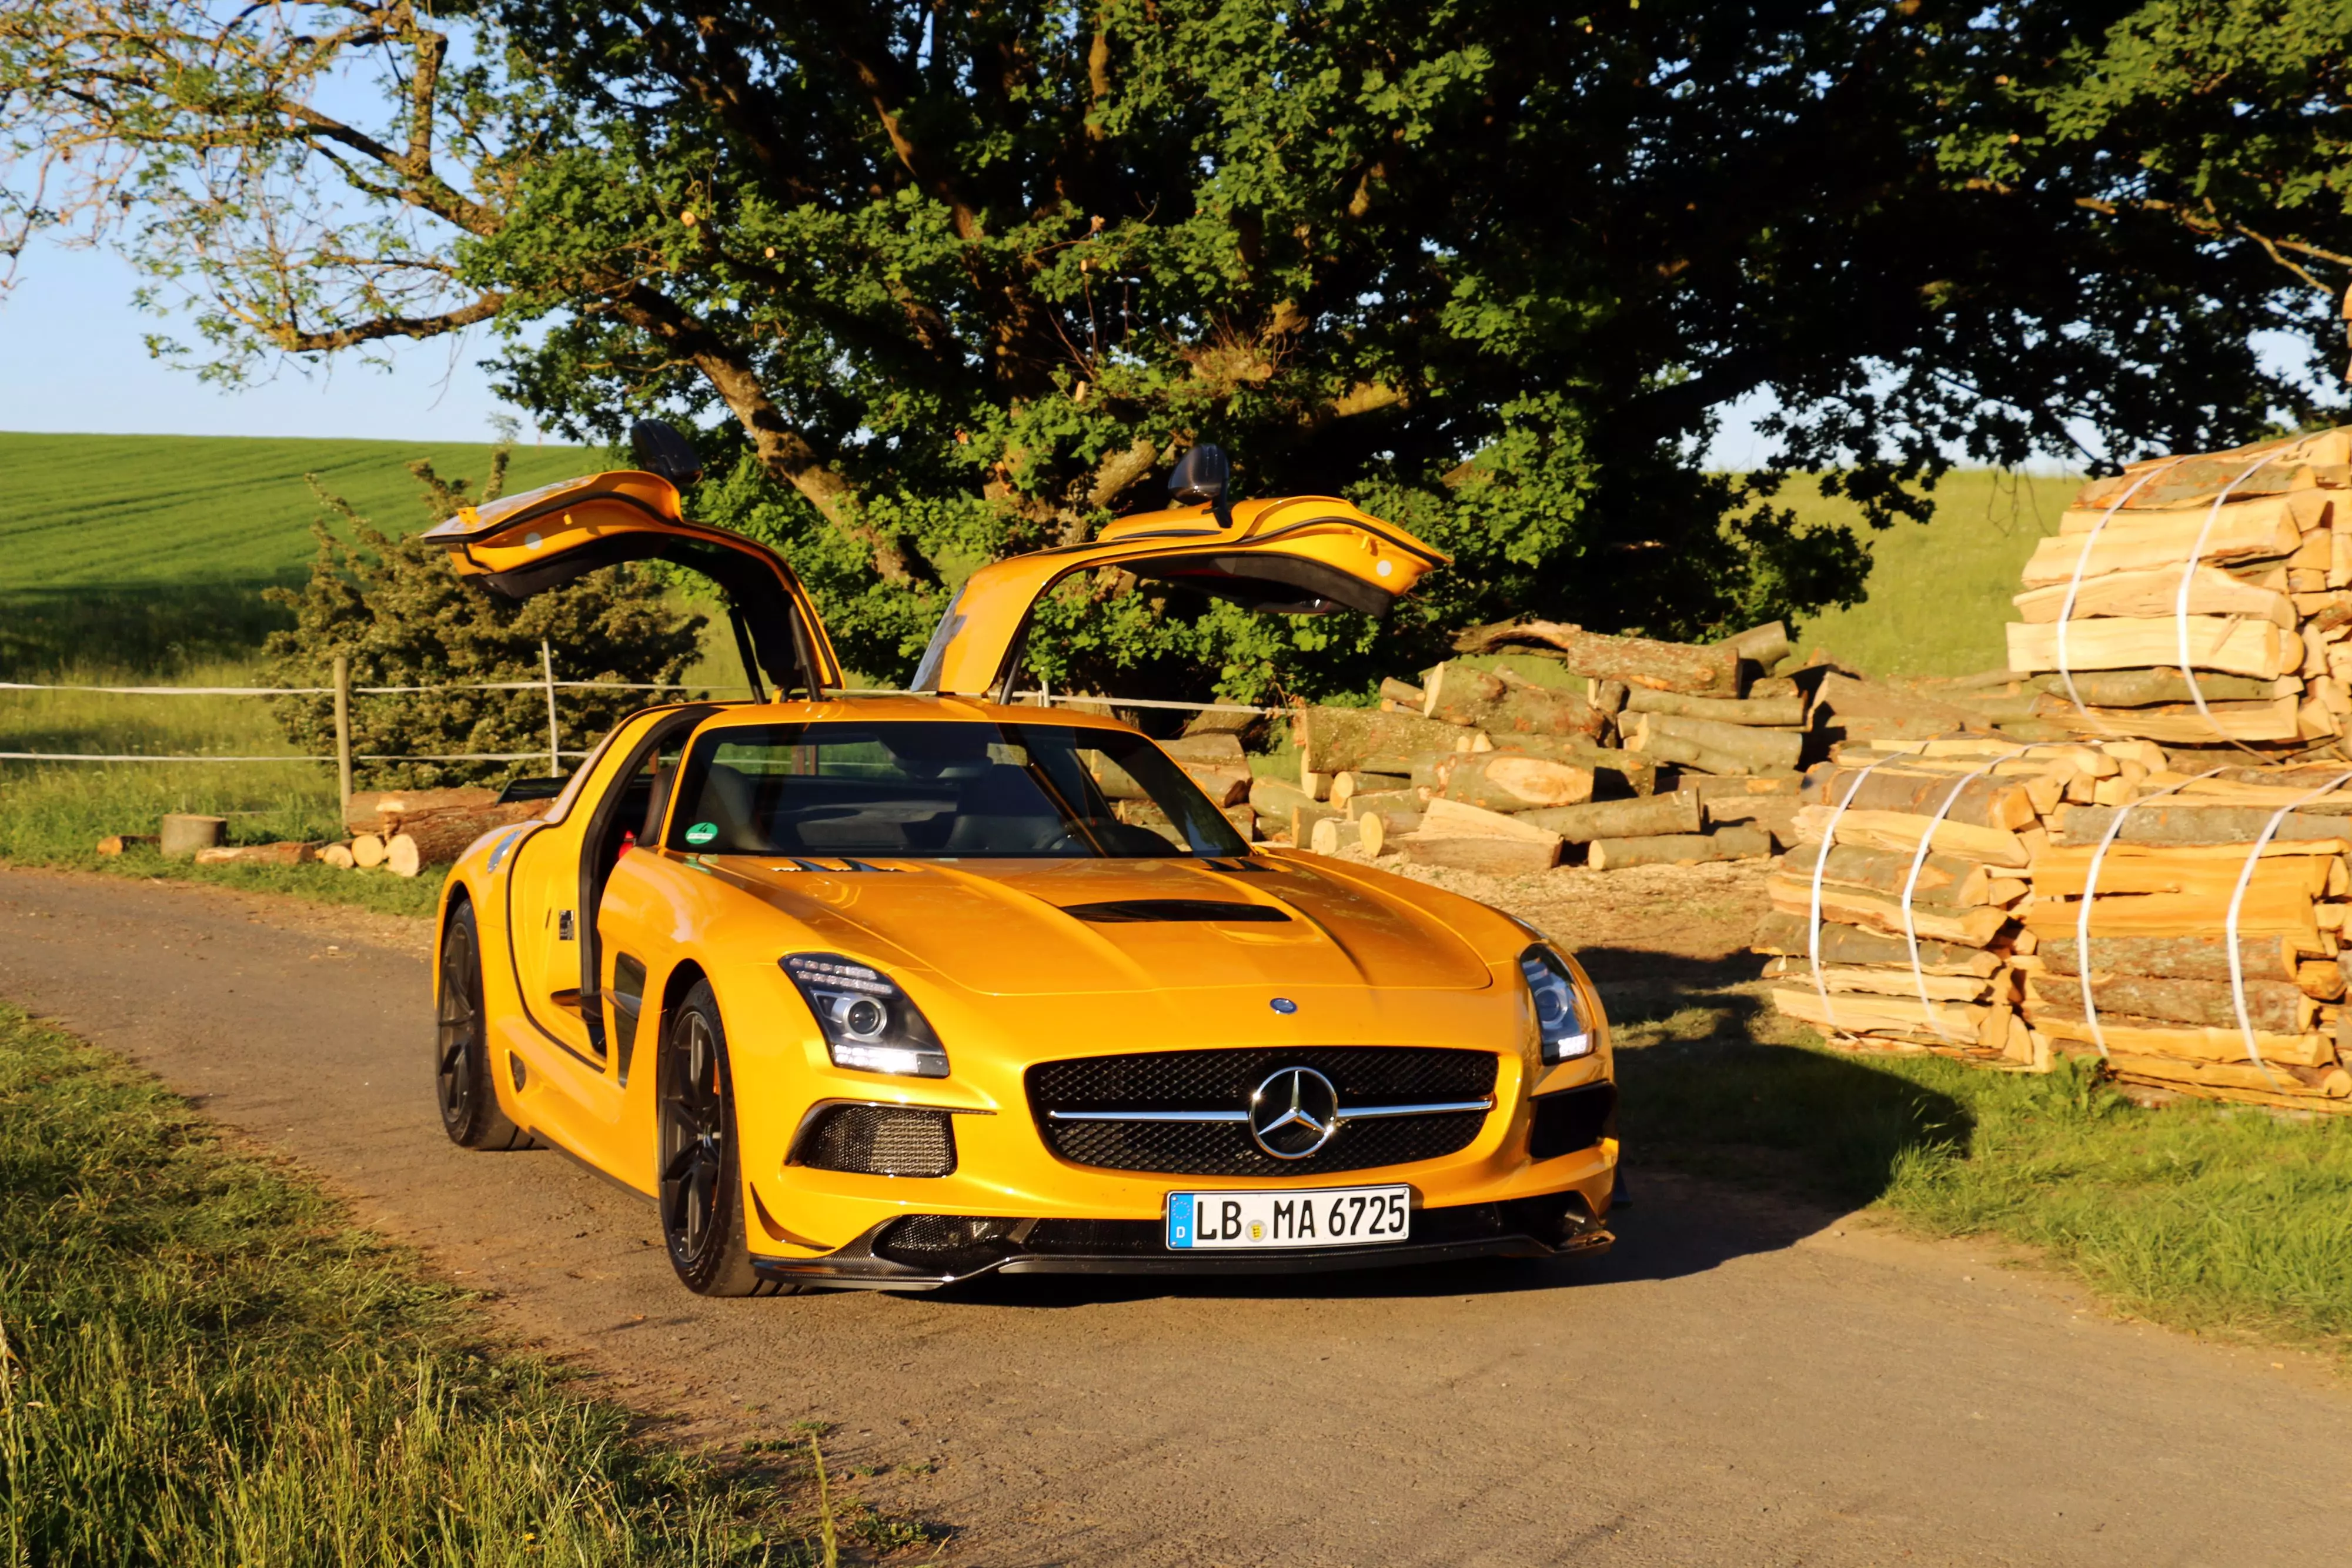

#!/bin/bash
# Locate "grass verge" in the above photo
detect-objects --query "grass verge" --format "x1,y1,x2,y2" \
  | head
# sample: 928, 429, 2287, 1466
0, 1002, 893, 1565
1616, 1009, 2352, 1355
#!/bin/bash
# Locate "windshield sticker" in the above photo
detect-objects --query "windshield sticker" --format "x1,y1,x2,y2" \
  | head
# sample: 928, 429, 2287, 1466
683, 821, 718, 846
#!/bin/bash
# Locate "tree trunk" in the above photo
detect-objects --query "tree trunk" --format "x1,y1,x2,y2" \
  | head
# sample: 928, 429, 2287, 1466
352, 833, 388, 870
1515, 791, 1702, 842
1628, 712, 1803, 773
1378, 678, 1426, 710
1294, 706, 1481, 774
1718, 620, 1793, 668
1451, 620, 1742, 694
1623, 689, 1806, 726
1421, 663, 1609, 741
193, 841, 322, 867
1438, 753, 1595, 812
1588, 827, 1773, 870
1474, 735, 1658, 796
1331, 770, 1409, 808
2032, 933, 2307, 984
385, 834, 425, 878
1158, 733, 1248, 765
1622, 730, 1760, 778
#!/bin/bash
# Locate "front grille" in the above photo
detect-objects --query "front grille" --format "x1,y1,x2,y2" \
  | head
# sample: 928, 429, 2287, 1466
1528, 1082, 1616, 1161
1028, 1047, 1496, 1177
793, 1105, 957, 1177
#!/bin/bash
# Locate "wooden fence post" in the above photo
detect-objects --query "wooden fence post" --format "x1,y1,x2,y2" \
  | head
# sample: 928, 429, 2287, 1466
541, 638, 562, 776
332, 654, 353, 817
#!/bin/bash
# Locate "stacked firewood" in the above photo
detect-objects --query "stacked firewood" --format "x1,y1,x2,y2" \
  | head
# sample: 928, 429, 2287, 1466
2014, 767, 2352, 1111
1245, 619, 1811, 874
1757, 737, 2164, 1069
319, 789, 540, 877
2003, 427, 2352, 757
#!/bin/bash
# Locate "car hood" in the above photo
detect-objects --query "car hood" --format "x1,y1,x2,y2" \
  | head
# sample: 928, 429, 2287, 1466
700, 854, 1495, 997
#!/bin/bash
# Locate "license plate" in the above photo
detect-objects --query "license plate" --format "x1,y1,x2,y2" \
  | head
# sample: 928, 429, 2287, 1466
1165, 1186, 1411, 1250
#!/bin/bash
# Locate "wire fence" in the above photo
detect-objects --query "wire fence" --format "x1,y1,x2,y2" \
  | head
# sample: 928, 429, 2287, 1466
1, 641, 1285, 780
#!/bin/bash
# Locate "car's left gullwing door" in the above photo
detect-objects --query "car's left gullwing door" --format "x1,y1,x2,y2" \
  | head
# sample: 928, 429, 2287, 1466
421, 463, 843, 698
910, 447, 1447, 698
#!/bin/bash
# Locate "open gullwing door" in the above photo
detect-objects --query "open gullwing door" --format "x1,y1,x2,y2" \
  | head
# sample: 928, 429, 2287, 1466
420, 456, 843, 698
911, 448, 1448, 698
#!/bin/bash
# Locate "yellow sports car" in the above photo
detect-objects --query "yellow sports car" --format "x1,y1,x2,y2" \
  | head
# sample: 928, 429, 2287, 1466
426, 430, 1618, 1296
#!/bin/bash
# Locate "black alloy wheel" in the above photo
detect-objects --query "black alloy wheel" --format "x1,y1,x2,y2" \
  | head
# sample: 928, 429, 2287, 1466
656, 981, 793, 1296
434, 902, 533, 1150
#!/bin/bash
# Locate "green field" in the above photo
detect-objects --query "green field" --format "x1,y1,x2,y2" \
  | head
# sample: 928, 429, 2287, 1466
1782, 467, 2080, 679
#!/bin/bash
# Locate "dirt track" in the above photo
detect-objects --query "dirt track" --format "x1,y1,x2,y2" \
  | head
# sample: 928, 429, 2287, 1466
6, 862, 2352, 1566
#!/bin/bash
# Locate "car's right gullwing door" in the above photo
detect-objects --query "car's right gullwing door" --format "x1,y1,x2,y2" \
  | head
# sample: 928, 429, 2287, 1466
911, 452, 1447, 698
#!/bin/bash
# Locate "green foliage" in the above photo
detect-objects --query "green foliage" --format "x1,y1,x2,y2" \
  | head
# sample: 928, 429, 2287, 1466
0, 1002, 823, 1564
260, 453, 705, 789
9, 2, 2348, 700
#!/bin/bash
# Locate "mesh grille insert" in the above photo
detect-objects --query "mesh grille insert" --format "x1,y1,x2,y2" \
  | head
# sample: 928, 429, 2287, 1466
794, 1104, 957, 1178
1028, 1047, 1496, 1177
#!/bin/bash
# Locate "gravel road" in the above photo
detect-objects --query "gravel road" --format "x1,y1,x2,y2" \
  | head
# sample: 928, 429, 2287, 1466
5, 862, 2349, 1567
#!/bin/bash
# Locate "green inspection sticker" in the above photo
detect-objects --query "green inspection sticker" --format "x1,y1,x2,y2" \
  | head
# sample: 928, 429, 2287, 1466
683, 821, 718, 846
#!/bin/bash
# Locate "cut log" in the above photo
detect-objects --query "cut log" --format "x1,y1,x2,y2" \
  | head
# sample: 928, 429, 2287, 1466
1809, 673, 1990, 732
1181, 762, 1253, 808
1515, 791, 1702, 842
2024, 887, 2317, 942
2019, 506, 2303, 587
1450, 621, 1741, 694
1475, 735, 1659, 795
2046, 668, 2282, 707
1779, 841, 2012, 906
351, 833, 387, 870
1588, 827, 1772, 870
2028, 842, 2333, 898
1421, 796, 1565, 843
1299, 768, 1331, 801
345, 790, 541, 864
1800, 766, 2042, 831
1355, 807, 1422, 850
1792, 805, 2030, 867
385, 834, 424, 878
2033, 934, 2305, 984
2037, 696, 2301, 744
1158, 733, 1248, 766
2012, 566, 2294, 626
1438, 753, 1596, 812
1628, 713, 1803, 773
1294, 706, 1482, 775
2101, 1050, 2350, 1098
1330, 770, 1409, 808
1624, 730, 1758, 778
1292, 800, 1338, 842
2057, 486, 2331, 533
319, 842, 358, 870
95, 834, 158, 856
1249, 775, 1318, 823
1765, 878, 2013, 945
1718, 620, 1793, 668
1181, 706, 1258, 738
2028, 1014, 2336, 1068
1750, 912, 2006, 976
1378, 677, 1426, 710
2024, 972, 2305, 1034
159, 814, 227, 860
1344, 787, 1419, 821
1309, 817, 1370, 855
1421, 663, 1609, 741
1764, 960, 1994, 1002
2006, 616, 2293, 680
1622, 689, 1806, 727
345, 787, 502, 835
1395, 835, 1562, 875
1771, 987, 1989, 1041
2052, 804, 2352, 848
192, 841, 323, 867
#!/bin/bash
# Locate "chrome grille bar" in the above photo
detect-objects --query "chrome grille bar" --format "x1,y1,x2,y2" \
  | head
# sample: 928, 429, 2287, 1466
1046, 1097, 1494, 1124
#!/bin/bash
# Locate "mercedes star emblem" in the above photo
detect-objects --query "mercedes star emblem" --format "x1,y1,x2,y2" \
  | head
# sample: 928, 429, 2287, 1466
1248, 1066, 1341, 1159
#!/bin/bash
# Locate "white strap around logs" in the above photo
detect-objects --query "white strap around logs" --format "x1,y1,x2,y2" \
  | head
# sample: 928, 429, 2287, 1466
1809, 755, 1902, 1033
2225, 770, 2352, 1088
1899, 744, 2062, 1045
2174, 441, 2314, 754
2054, 457, 2193, 735
2075, 767, 2226, 1060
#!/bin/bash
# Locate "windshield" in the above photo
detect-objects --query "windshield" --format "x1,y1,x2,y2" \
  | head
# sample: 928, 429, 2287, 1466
662, 721, 1250, 859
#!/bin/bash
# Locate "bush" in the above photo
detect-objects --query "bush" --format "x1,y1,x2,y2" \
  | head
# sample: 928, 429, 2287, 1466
262, 450, 705, 790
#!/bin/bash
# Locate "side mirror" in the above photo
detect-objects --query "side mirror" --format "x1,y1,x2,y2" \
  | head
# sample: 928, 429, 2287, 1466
630, 419, 705, 487
1167, 443, 1232, 527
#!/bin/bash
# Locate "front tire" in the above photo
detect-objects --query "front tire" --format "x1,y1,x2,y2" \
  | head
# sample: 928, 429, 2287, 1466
435, 901, 533, 1151
657, 982, 791, 1296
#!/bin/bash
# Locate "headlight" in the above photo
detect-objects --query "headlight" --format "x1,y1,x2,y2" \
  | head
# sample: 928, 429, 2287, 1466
780, 953, 950, 1078
1519, 945, 1592, 1063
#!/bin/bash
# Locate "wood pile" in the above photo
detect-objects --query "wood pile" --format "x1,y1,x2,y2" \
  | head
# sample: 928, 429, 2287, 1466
2003, 427, 2352, 758
1757, 737, 2163, 1071
2014, 765, 2352, 1112
1247, 618, 1818, 873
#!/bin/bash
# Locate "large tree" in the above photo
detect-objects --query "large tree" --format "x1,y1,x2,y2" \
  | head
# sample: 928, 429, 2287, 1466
6, 1, 2346, 697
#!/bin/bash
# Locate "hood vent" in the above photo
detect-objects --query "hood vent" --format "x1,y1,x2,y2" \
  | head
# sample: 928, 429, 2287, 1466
1059, 899, 1291, 924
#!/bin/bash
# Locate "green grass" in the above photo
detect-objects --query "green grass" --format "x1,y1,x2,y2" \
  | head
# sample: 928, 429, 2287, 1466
1617, 1010, 2352, 1352
1780, 468, 2082, 679
1, 433, 594, 675
0, 1001, 850, 1566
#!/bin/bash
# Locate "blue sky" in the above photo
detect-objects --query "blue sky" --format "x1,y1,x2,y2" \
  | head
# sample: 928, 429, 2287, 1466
0, 242, 535, 444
